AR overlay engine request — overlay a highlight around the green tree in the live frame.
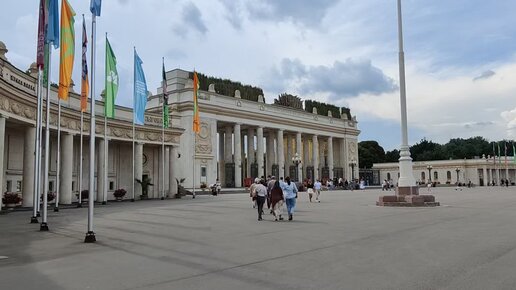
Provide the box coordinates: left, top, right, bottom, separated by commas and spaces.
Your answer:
358, 141, 386, 168
384, 149, 400, 162
410, 138, 446, 161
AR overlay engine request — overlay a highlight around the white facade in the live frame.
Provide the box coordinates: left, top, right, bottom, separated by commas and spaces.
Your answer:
0, 42, 360, 209
373, 157, 516, 186
147, 69, 361, 189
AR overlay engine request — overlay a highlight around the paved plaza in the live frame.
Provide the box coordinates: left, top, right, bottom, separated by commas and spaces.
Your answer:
1, 187, 516, 290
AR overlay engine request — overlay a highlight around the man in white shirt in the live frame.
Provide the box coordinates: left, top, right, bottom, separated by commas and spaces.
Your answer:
314, 180, 322, 202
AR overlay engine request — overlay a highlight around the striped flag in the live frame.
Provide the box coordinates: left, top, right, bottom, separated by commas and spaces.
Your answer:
58, 0, 76, 101
80, 16, 89, 112
193, 71, 200, 133
162, 59, 169, 128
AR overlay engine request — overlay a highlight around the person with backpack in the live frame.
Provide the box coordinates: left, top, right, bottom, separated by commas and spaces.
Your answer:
281, 176, 298, 221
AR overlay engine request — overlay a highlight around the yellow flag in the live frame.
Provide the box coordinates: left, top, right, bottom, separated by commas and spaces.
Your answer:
58, 0, 76, 100
193, 72, 200, 133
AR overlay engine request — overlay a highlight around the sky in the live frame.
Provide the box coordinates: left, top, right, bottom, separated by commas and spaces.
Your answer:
1, 0, 516, 150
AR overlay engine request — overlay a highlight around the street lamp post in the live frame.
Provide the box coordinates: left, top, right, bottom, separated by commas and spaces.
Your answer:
291, 153, 302, 182
455, 167, 460, 184
427, 165, 432, 184
349, 159, 357, 181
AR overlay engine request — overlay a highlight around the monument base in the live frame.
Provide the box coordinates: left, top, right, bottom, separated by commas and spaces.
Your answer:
377, 187, 439, 207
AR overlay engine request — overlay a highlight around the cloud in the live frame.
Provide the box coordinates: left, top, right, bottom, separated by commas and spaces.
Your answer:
501, 108, 516, 138
265, 58, 397, 99
246, 0, 339, 26
473, 70, 496, 81
174, 2, 207, 37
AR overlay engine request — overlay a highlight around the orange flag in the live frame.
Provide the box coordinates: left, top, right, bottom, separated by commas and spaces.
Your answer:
193, 71, 200, 133
58, 0, 76, 100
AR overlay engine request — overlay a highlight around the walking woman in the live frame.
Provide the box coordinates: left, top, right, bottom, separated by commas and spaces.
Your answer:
281, 176, 298, 221
251, 178, 268, 221
270, 180, 285, 221
306, 179, 314, 202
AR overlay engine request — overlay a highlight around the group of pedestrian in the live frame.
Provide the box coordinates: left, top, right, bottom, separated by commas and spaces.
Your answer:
250, 176, 299, 221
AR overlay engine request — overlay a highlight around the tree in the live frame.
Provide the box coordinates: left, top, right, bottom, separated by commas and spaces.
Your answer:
410, 138, 446, 161
358, 141, 386, 168
384, 149, 400, 162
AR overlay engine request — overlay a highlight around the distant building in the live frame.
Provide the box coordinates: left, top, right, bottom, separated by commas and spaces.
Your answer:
373, 156, 516, 186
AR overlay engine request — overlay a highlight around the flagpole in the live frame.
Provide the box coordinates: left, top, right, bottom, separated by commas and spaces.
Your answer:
193, 128, 196, 199
40, 45, 52, 231
85, 12, 97, 243
132, 122, 135, 202
55, 97, 61, 212
132, 46, 136, 203
31, 68, 43, 223
161, 57, 165, 200
78, 110, 83, 207
103, 110, 108, 204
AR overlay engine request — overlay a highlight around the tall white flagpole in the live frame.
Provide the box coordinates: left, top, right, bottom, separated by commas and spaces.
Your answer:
55, 97, 61, 212
40, 46, 52, 231
192, 129, 196, 199
85, 12, 97, 243
132, 118, 135, 202
161, 57, 165, 200
31, 68, 43, 223
103, 111, 108, 204
162, 116, 165, 200
78, 111, 83, 207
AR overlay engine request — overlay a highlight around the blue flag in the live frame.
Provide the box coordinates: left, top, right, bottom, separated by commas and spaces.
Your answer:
133, 49, 147, 125
90, 0, 102, 16
46, 0, 59, 48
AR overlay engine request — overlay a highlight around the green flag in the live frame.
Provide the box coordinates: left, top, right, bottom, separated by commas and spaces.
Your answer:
43, 43, 50, 88
162, 60, 169, 128
105, 37, 118, 118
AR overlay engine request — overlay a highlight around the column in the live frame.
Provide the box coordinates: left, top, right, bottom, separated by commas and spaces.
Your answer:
296, 132, 302, 181
241, 133, 245, 179
256, 126, 264, 178
218, 131, 225, 182
266, 133, 275, 176
225, 125, 232, 163
22, 126, 36, 207
169, 146, 178, 196
482, 166, 487, 186
0, 116, 5, 211
234, 123, 242, 187
312, 135, 319, 181
59, 133, 73, 204
277, 129, 284, 179
135, 142, 143, 198
97, 138, 105, 202
303, 136, 310, 179
286, 134, 293, 171
339, 138, 347, 180
247, 128, 255, 177
328, 136, 334, 180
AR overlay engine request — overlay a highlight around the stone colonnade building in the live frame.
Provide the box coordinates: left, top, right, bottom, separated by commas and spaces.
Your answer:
373, 156, 516, 186
146, 69, 360, 189
0, 41, 183, 208
1, 41, 360, 208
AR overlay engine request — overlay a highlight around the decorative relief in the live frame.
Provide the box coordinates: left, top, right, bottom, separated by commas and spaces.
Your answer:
314, 115, 318, 121
236, 100, 241, 107
195, 121, 212, 154
259, 105, 265, 111
348, 141, 357, 159
146, 132, 160, 141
